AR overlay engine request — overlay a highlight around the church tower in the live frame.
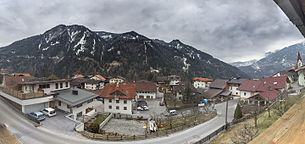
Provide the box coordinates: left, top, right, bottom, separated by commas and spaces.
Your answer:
297, 51, 303, 68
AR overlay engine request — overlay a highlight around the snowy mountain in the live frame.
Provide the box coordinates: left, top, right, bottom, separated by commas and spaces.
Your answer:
230, 60, 257, 67
237, 42, 305, 78
0, 24, 248, 80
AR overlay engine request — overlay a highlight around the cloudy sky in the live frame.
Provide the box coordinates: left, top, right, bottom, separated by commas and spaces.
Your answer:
0, 0, 303, 63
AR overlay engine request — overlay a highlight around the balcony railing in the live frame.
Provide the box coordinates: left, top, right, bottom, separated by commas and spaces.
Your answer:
0, 87, 44, 100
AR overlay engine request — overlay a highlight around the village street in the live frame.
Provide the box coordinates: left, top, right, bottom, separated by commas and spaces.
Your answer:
0, 96, 238, 144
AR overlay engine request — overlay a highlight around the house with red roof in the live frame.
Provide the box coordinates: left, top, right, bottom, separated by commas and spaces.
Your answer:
72, 74, 85, 79
193, 77, 213, 89
98, 83, 136, 115
91, 74, 106, 81
238, 76, 290, 105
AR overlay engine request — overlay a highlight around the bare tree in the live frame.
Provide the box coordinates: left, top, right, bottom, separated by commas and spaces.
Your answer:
231, 124, 259, 144
273, 100, 289, 117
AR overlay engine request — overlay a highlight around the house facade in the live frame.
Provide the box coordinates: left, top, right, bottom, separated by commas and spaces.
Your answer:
168, 75, 181, 86
135, 80, 157, 99
100, 83, 136, 115
226, 78, 247, 96
84, 79, 104, 90
193, 77, 213, 89
56, 87, 101, 121
238, 80, 261, 100
109, 76, 125, 84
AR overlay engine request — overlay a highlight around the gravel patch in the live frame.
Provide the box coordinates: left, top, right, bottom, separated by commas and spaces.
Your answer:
102, 119, 146, 136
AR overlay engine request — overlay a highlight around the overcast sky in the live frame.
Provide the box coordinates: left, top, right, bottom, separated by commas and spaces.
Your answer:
0, 0, 304, 63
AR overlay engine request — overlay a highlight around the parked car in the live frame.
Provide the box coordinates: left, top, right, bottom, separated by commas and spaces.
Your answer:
41, 108, 56, 117
137, 100, 147, 107
28, 112, 46, 121
169, 110, 177, 115
159, 101, 164, 106
137, 106, 144, 111
142, 105, 149, 111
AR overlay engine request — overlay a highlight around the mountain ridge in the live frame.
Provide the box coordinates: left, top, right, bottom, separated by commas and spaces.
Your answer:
0, 24, 248, 81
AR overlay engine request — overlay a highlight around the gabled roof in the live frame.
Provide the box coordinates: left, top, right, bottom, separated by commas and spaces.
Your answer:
95, 75, 106, 81
209, 79, 227, 89
238, 80, 261, 92
74, 74, 84, 78
97, 83, 136, 99
259, 90, 280, 101
203, 89, 223, 99
257, 76, 289, 91
135, 80, 157, 93
193, 77, 213, 82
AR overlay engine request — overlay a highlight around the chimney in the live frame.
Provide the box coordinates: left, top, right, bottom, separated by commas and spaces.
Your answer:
72, 90, 78, 95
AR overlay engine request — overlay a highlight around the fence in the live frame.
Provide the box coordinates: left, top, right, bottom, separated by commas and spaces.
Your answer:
81, 111, 217, 141
195, 90, 289, 144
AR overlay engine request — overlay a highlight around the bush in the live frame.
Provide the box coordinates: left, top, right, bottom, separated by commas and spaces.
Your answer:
234, 103, 243, 120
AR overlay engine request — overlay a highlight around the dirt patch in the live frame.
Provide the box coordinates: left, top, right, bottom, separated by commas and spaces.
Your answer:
0, 126, 23, 144
249, 97, 305, 144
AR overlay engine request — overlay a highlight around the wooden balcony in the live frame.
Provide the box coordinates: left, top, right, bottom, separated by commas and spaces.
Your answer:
0, 87, 44, 100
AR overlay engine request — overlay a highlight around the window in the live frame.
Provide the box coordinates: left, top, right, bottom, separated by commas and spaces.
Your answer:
47, 84, 50, 88
58, 101, 61, 106
55, 83, 58, 89
236, 92, 238, 95
67, 104, 71, 108
65, 82, 68, 87
124, 100, 127, 104
60, 83, 63, 88
109, 105, 112, 109
109, 99, 112, 103
124, 107, 127, 110
116, 106, 119, 110
116, 100, 120, 103
76, 104, 82, 108
244, 92, 246, 96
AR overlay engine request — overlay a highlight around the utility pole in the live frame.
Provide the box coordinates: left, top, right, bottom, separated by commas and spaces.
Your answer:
225, 95, 229, 130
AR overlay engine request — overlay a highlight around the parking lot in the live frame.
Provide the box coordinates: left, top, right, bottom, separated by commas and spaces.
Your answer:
40, 110, 83, 138
133, 99, 168, 119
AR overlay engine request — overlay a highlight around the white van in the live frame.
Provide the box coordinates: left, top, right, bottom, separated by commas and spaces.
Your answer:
42, 108, 56, 117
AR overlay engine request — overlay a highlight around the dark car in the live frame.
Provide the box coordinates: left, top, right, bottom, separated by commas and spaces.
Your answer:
28, 112, 46, 121
137, 100, 147, 107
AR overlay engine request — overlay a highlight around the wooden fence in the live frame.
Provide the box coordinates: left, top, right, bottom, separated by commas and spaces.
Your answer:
1, 87, 44, 100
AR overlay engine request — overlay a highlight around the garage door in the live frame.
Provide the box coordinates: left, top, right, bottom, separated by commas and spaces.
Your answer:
23, 103, 46, 113
139, 95, 144, 99
146, 96, 150, 99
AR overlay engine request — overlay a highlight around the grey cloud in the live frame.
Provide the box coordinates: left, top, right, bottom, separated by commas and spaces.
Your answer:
0, 0, 303, 62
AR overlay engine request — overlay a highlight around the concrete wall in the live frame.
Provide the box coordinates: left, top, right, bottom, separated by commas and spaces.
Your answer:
22, 102, 48, 113
103, 98, 133, 115
136, 92, 156, 99
298, 70, 305, 86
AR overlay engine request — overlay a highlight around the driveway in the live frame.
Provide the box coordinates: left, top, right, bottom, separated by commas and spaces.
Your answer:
40, 110, 83, 138
133, 99, 167, 119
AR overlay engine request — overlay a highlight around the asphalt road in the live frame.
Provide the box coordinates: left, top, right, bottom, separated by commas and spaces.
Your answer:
0, 97, 238, 144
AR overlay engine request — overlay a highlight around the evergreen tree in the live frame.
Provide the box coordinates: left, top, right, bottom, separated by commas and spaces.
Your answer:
234, 103, 243, 120
48, 74, 59, 80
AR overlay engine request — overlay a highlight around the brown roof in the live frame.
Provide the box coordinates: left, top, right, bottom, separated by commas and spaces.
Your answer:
203, 89, 223, 99
4, 75, 35, 87
238, 80, 261, 92
135, 81, 157, 93
209, 79, 227, 89
257, 76, 289, 91
97, 83, 136, 99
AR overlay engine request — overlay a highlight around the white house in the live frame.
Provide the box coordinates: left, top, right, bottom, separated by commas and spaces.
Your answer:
84, 79, 104, 90
135, 80, 157, 99
226, 78, 247, 96
20, 78, 70, 95
193, 77, 213, 89
90, 74, 106, 81
56, 87, 102, 121
109, 76, 125, 84
100, 83, 136, 115
238, 80, 261, 100
168, 75, 180, 86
